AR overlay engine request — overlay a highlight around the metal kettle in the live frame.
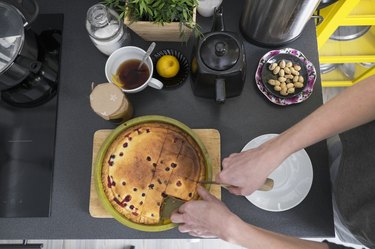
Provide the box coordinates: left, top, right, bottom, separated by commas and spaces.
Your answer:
240, 0, 321, 47
191, 7, 246, 103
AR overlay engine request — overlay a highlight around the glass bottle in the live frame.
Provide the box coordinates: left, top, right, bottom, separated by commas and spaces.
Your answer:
86, 4, 131, 56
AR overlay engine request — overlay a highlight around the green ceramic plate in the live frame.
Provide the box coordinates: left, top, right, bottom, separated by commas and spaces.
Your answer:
94, 115, 212, 232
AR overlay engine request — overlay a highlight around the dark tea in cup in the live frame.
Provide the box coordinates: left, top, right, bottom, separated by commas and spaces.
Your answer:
106, 46, 163, 92
114, 59, 150, 90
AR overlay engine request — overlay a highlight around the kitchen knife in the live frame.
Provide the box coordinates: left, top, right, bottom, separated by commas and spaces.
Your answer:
198, 178, 274, 192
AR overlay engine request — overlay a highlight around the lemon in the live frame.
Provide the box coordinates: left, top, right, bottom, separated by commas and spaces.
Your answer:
156, 55, 180, 78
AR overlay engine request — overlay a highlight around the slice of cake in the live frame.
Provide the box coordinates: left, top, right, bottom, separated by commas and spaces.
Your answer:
139, 189, 165, 224
165, 174, 199, 201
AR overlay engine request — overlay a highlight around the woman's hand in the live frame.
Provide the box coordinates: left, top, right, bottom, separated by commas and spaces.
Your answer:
217, 77, 375, 197
172, 188, 330, 249
170, 186, 240, 239
218, 138, 289, 196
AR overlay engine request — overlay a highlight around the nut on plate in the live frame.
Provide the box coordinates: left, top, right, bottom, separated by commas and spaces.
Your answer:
266, 59, 304, 96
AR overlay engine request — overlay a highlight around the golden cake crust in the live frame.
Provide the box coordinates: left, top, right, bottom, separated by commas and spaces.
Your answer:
101, 122, 206, 224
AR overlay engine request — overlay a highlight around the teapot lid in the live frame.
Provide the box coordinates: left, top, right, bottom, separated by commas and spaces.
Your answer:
200, 33, 240, 71
0, 2, 24, 74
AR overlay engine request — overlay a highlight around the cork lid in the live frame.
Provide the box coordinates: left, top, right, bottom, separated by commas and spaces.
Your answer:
90, 83, 125, 119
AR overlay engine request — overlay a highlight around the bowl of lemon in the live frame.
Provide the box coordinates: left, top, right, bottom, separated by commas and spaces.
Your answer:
152, 49, 189, 88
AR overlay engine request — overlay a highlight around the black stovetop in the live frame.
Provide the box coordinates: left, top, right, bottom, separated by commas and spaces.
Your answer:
0, 14, 63, 217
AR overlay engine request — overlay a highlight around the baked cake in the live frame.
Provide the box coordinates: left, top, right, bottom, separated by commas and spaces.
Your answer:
101, 122, 206, 224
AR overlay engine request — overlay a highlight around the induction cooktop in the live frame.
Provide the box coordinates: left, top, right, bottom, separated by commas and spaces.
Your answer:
0, 14, 63, 217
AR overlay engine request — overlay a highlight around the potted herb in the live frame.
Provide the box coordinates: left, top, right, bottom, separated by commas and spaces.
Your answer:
103, 0, 198, 42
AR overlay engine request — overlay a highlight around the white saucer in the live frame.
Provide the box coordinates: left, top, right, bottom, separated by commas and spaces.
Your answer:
242, 134, 313, 212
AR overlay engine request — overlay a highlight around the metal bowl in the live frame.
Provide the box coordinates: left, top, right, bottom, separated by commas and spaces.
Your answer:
330, 26, 371, 41
320, 63, 337, 74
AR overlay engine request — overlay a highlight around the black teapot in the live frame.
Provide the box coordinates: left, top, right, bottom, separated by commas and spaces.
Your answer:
191, 6, 246, 103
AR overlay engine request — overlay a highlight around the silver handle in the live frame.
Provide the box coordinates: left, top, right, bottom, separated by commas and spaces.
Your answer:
312, 15, 324, 26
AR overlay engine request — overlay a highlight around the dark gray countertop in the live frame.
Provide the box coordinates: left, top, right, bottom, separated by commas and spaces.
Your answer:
0, 0, 334, 239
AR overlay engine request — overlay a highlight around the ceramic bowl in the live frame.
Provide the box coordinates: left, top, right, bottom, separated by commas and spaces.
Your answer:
152, 49, 190, 88
255, 48, 317, 106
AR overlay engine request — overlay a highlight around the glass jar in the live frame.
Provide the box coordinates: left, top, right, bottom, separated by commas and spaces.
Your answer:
86, 4, 131, 56
90, 82, 133, 123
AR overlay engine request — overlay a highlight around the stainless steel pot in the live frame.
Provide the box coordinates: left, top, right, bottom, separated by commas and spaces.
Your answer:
240, 0, 321, 47
0, 0, 39, 90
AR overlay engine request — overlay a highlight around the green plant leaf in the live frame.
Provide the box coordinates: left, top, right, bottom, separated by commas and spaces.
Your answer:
158, 2, 164, 10
103, 0, 200, 37
182, 9, 187, 21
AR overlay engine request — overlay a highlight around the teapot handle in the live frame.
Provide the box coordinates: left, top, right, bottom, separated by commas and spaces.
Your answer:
215, 78, 226, 103
211, 6, 225, 32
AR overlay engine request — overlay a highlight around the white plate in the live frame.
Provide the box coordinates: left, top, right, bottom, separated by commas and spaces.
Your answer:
242, 134, 313, 212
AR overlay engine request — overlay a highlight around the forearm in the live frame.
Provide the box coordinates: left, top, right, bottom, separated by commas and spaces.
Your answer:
274, 75, 375, 155
224, 216, 328, 249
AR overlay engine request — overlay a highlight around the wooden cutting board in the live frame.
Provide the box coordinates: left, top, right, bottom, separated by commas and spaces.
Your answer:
89, 129, 221, 218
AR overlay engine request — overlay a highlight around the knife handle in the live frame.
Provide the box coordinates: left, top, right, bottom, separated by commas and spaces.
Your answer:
225, 178, 274, 191
258, 178, 274, 191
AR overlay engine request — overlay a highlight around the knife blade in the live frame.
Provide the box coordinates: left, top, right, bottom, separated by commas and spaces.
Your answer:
198, 178, 274, 192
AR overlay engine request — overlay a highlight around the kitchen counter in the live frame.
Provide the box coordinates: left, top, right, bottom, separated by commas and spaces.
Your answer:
0, 0, 334, 239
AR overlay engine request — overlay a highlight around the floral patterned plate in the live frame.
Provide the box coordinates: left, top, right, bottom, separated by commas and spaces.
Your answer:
255, 48, 317, 106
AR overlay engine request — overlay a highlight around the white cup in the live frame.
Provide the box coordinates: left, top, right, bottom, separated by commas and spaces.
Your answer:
105, 46, 163, 93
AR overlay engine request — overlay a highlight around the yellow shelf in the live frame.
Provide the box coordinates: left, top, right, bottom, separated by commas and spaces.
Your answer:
321, 67, 349, 82
316, 0, 375, 48
321, 63, 375, 87
320, 56, 375, 64
319, 0, 375, 18
317, 0, 362, 49
321, 63, 370, 79
322, 81, 354, 87
344, 0, 375, 25
319, 0, 375, 19
348, 0, 375, 15
341, 16, 375, 26
319, 26, 375, 63
317, 0, 375, 87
